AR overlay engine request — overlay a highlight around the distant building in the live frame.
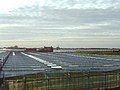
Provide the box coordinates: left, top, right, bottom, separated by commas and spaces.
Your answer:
56, 46, 60, 50
6, 45, 18, 49
112, 48, 120, 52
37, 46, 53, 52
25, 48, 37, 52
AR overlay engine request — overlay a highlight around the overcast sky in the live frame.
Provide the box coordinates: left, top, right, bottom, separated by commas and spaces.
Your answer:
0, 0, 120, 48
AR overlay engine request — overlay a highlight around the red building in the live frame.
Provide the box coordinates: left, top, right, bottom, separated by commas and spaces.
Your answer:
25, 48, 37, 52
37, 46, 53, 52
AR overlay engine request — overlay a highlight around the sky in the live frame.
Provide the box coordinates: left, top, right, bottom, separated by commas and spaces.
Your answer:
0, 0, 120, 48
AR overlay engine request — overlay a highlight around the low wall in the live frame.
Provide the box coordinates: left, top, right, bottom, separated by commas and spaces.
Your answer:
1, 70, 120, 90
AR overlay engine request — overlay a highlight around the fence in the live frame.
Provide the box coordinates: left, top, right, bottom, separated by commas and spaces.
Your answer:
0, 70, 120, 90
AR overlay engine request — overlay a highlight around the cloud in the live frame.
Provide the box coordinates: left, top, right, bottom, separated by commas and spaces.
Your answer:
0, 0, 120, 14
42, 0, 120, 9
22, 0, 118, 10
0, 24, 27, 28
0, 0, 120, 47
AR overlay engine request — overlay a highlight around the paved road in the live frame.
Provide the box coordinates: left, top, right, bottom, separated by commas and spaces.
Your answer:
2, 52, 51, 77
1, 51, 120, 77
0, 51, 9, 59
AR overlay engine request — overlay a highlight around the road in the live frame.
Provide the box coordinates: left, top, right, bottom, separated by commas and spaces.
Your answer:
1, 51, 120, 77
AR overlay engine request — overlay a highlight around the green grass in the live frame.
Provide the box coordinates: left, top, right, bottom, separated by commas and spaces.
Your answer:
76, 51, 120, 55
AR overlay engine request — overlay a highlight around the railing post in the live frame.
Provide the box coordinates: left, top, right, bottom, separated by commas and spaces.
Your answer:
23, 75, 26, 90
47, 78, 50, 90
105, 72, 107, 89
36, 74, 38, 90
68, 72, 70, 90
119, 70, 120, 88
88, 71, 90, 90
0, 78, 3, 90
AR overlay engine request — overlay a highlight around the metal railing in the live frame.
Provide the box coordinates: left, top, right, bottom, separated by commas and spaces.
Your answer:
0, 70, 120, 90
